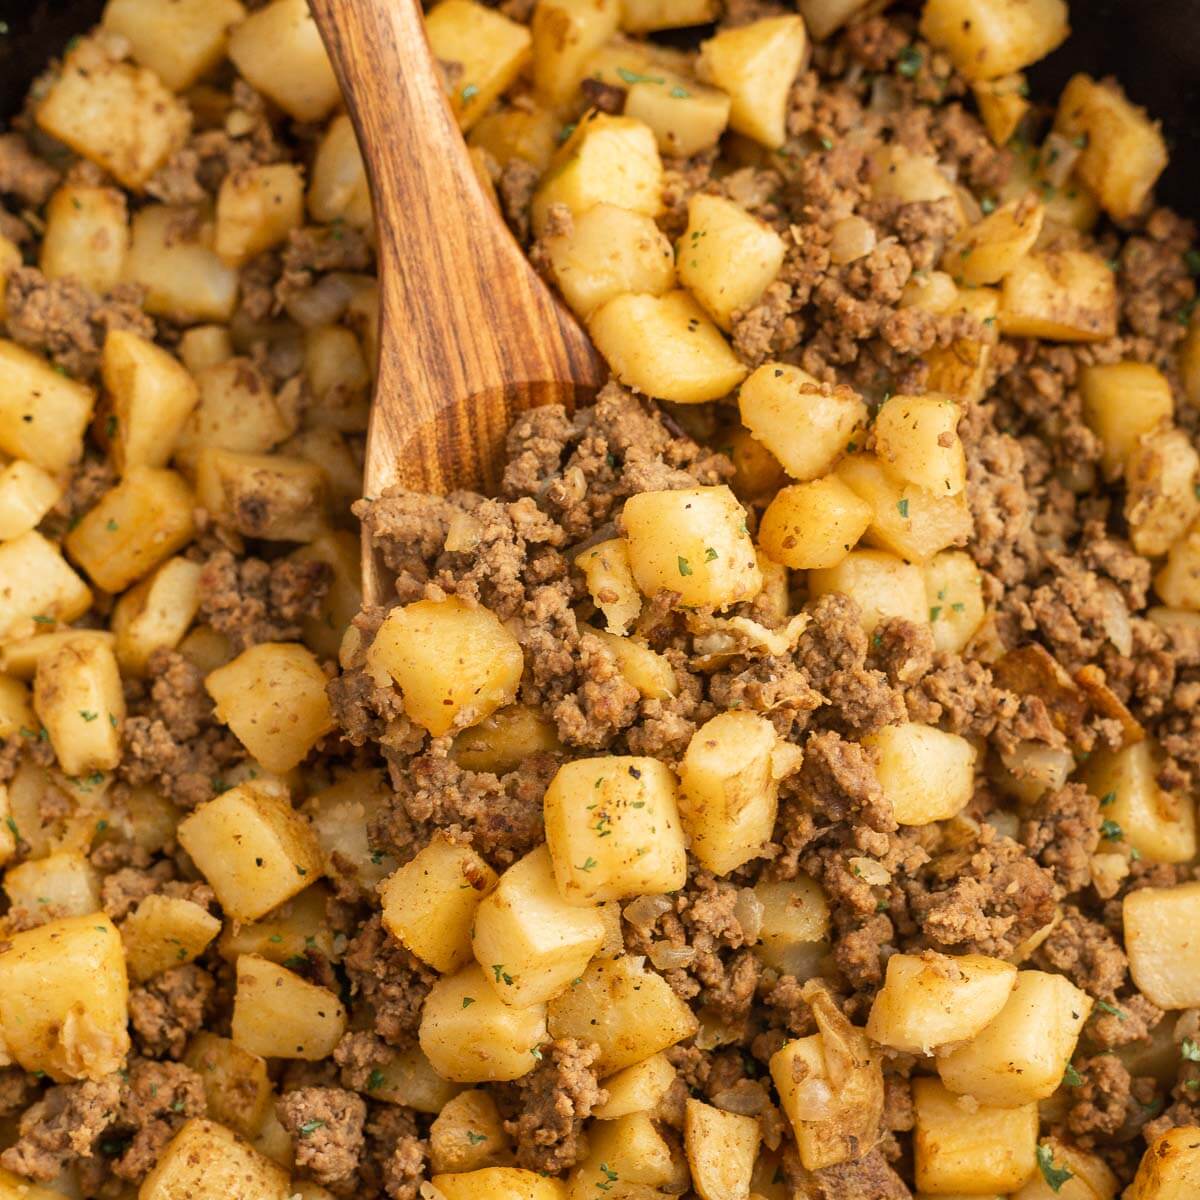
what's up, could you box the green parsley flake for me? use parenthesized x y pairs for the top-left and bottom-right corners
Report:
(1100, 791), (1116, 807)
(704, 547), (719, 562)
(1185, 249), (1200, 275)
(530, 1047), (543, 1060)
(367, 1069), (386, 1090)
(578, 857), (598, 872)
(1181, 1038), (1200, 1062)
(980, 196), (997, 214)
(1095, 999), (1125, 1020)
(491, 964), (515, 986)
(1063, 1063), (1084, 1087)
(461, 83), (479, 101)
(462, 996), (475, 1008)
(616, 67), (664, 86)
(669, 85), (690, 99)
(897, 46), (922, 77)
(1099, 818), (1123, 841)
(677, 556), (692, 576)
(298, 1119), (326, 1137)
(929, 606), (942, 621)
(466, 1130), (488, 1145)
(897, 498), (910, 518)
(79, 710), (98, 722)
(1036, 1144), (1073, 1193)
(596, 1163), (619, 1192)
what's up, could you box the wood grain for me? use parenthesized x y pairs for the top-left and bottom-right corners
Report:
(309, 0), (606, 602)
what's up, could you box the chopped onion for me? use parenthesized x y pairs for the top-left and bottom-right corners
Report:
(444, 511), (483, 554)
(791, 1075), (836, 1119)
(1039, 132), (1082, 189)
(735, 887), (764, 944)
(829, 215), (877, 265)
(283, 272), (357, 328)
(848, 856), (890, 886)
(1095, 580), (1133, 657)
(624, 894), (672, 928)
(649, 942), (695, 971)
(711, 1079), (769, 1115)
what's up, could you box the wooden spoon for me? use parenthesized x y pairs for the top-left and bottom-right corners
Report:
(309, 0), (606, 603)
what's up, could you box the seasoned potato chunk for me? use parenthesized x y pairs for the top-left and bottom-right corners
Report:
(809, 549), (929, 633)
(0, 913), (128, 1081)
(0, 675), (34, 742)
(111, 556), (203, 676)
(232, 955), (346, 1060)
(1126, 1125), (1200, 1200)
(206, 643), (335, 773)
(923, 550), (986, 654)
(873, 394), (966, 496)
(621, 486), (761, 608)
(435, 1168), (566, 1200)
(758, 477), (872, 570)
(870, 144), (965, 224)
(41, 184), (129, 294)
(381, 834), (499, 974)
(863, 723), (977, 826)
(866, 952), (1017, 1054)
(33, 635), (125, 777)
(308, 114), (373, 228)
(0, 534), (89, 640)
(919, 0), (1069, 81)
(1080, 361), (1174, 478)
(4, 851), (100, 925)
(593, 1053), (677, 1119)
(1000, 249), (1117, 341)
(1125, 428), (1200, 558)
(548, 955), (698, 1073)
(754, 874), (830, 975)
(102, 0), (246, 91)
(623, 72), (732, 159)
(366, 597), (524, 737)
(451, 705), (563, 775)
(583, 627), (678, 701)
(121, 894), (221, 983)
(575, 538), (641, 635)
(1013, 1137), (1118, 1200)
(544, 757), (687, 904)
(178, 780), (324, 921)
(0, 461), (61, 542)
(1156, 525), (1200, 612)
(368, 1043), (464, 1114)
(685, 1099), (759, 1200)
(214, 164), (305, 267)
(621, 0), (718, 32)
(183, 1033), (272, 1138)
(941, 195), (1044, 285)
(973, 73), (1031, 146)
(1124, 882), (1200, 1010)
(140, 1118), (290, 1200)
(195, 449), (328, 542)
(0, 340), (94, 474)
(431, 1091), (515, 1172)
(531, 0), (621, 104)
(420, 962), (548, 1082)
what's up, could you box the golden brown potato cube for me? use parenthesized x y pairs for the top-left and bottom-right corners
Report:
(624, 73), (732, 159)
(531, 0), (621, 104)
(215, 164), (305, 267)
(1081, 739), (1196, 864)
(366, 597), (524, 737)
(685, 1099), (759, 1200)
(1016, 1139), (1118, 1200)
(873, 393), (966, 496)
(584, 627), (678, 702)
(754, 874), (829, 976)
(35, 36), (190, 189)
(621, 0), (718, 32)
(33, 635), (124, 777)
(0, 461), (62, 542)
(913, 1077), (1038, 1194)
(183, 1032), (272, 1139)
(111, 556), (203, 676)
(575, 538), (641, 635)
(178, 325), (233, 373)
(102, 0), (246, 90)
(937, 970), (1093, 1106)
(1156, 525), (1200, 612)
(364, 1042), (463, 1114)
(430, 1090), (514, 1173)
(427, 0), (532, 131)
(4, 851), (100, 925)
(869, 145), (966, 225)
(0, 339), (94, 473)
(863, 723), (976, 827)
(1054, 74), (1168, 220)
(698, 16), (807, 148)
(0, 1167), (65, 1198)
(195, 449), (329, 542)
(66, 466), (195, 594)
(0, 913), (128, 1081)
(738, 364), (866, 482)
(40, 184), (128, 293)
(548, 954), (698, 1073)
(808, 549), (929, 633)
(380, 834), (498, 973)
(435, 1168), (566, 1200)
(232, 954), (346, 1060)
(532, 113), (662, 236)
(1123, 882), (1200, 1010)
(0, 630), (114, 683)
(216, 884), (335, 967)
(124, 205), (239, 323)
(589, 290), (747, 404)
(677, 194), (786, 331)
(178, 780), (323, 921)
(1000, 249), (1117, 341)
(1126, 428), (1200, 559)
(972, 73), (1031, 146)
(140, 1118), (291, 1200)
(1080, 361), (1174, 478)
(308, 114), (372, 228)
(942, 195), (1044, 286)
(544, 757), (687, 904)
(470, 106), (560, 174)
(1126, 1125), (1200, 1200)
(622, 486), (761, 609)
(0, 675), (33, 742)
(919, 0), (1068, 81)
(758, 477), (872, 570)
(570, 1111), (675, 1196)
(420, 962), (548, 1083)
(923, 550), (986, 654)
(304, 769), (393, 895)
(542, 204), (675, 322)
(593, 1052), (676, 1119)
(473, 845), (606, 1006)
(120, 895), (219, 985)
(866, 952), (1017, 1054)
(228, 0), (340, 122)
(451, 705), (563, 775)
(304, 325), (371, 430)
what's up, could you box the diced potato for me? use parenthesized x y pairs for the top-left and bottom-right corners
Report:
(0, 913), (128, 1081)
(308, 114), (372, 228)
(873, 394), (966, 496)
(216, 883), (335, 965)
(808, 549), (929, 633)
(575, 538), (641, 635)
(1053, 74), (1168, 220)
(473, 845), (606, 1007)
(835, 454), (973, 563)
(532, 113), (662, 237)
(869, 145), (965, 226)
(548, 955), (698, 1073)
(754, 874), (829, 975)
(1123, 881), (1200, 1010)
(593, 1053), (677, 1119)
(862, 723), (976, 827)
(0, 675), (33, 741)
(184, 1032), (272, 1138)
(304, 325), (371, 431)
(942, 195), (1044, 286)
(451, 705), (563, 775)
(572, 1111), (677, 1198)
(4, 851), (100, 925)
(621, 486), (761, 609)
(121, 894), (221, 983)
(1126, 1125), (1200, 1200)
(380, 834), (498, 974)
(103, 0), (246, 90)
(1080, 740), (1196, 865)
(1013, 1137), (1118, 1200)
(366, 597), (524, 737)
(685, 1099), (759, 1200)
(0, 235), (18, 322)
(363, 1042), (464, 1113)
(4, 760), (112, 861)
(544, 757), (687, 904)
(179, 325), (233, 373)
(1125, 428), (1200, 558)
(925, 288), (1000, 405)
(33, 635), (124, 777)
(0, 533), (93, 642)
(937, 970), (1093, 1106)
(677, 194), (786, 331)
(430, 1090), (514, 1173)
(231, 955), (346, 1060)
(470, 106), (560, 174)
(1000, 249), (1117, 341)
(178, 780), (323, 921)
(0, 461), (62, 542)
(427, 0), (532, 132)
(542, 204), (675, 322)
(1156, 526), (1200, 612)
(227, 0), (341, 122)
(973, 73), (1031, 146)
(420, 962), (548, 1082)
(866, 952), (1017, 1054)
(738, 364), (866, 482)
(140, 1118), (290, 1200)
(215, 164), (305, 267)
(111, 556), (203, 676)
(1079, 361), (1174, 478)
(195, 449), (329, 542)
(593, 301), (740, 417)
(919, 0), (1069, 81)
(678, 712), (793, 874)
(124, 205), (240, 324)
(304, 769), (393, 895)
(624, 73), (732, 159)
(913, 1077), (1038, 1194)
(621, 0), (718, 32)
(66, 466), (195, 593)
(923, 550), (986, 654)
(580, 629), (676, 702)
(40, 184), (129, 293)
(698, 16), (807, 149)
(435, 1168), (566, 1200)
(0, 1168), (69, 1199)
(0, 340), (94, 473)
(35, 36), (191, 189)
(758, 477), (872, 570)
(531, 0), (621, 104)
